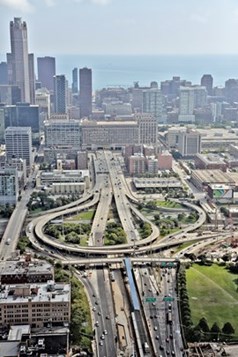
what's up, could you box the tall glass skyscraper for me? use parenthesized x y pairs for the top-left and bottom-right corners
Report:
(54, 75), (66, 114)
(7, 18), (30, 103)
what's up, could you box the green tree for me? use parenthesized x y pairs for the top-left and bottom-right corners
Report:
(197, 317), (210, 333)
(222, 322), (235, 335)
(211, 322), (221, 340)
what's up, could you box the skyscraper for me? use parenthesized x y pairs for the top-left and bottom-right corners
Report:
(7, 18), (30, 103)
(201, 74), (213, 96)
(28, 53), (35, 104)
(79, 67), (92, 118)
(0, 62), (8, 85)
(37, 56), (56, 92)
(72, 67), (78, 94)
(54, 75), (66, 114)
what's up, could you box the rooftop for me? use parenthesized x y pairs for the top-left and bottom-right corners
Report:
(0, 281), (70, 304)
(0, 259), (53, 277)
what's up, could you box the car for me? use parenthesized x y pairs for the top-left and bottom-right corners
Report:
(154, 326), (158, 331)
(160, 345), (164, 350)
(166, 338), (169, 342)
(154, 315), (158, 319)
(152, 302), (156, 306)
(95, 321), (99, 327)
(99, 341), (103, 346)
(104, 330), (108, 335)
(166, 350), (170, 355)
(92, 306), (96, 311)
(170, 334), (173, 339)
(95, 301), (98, 305)
(171, 352), (175, 356)
(106, 315), (109, 319)
(101, 335), (105, 340)
(98, 311), (101, 316)
(156, 335), (159, 340)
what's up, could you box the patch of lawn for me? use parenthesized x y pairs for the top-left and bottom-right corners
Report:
(186, 264), (238, 334)
(156, 200), (183, 209)
(66, 210), (95, 221)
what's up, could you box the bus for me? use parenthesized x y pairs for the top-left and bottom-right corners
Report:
(167, 311), (172, 324)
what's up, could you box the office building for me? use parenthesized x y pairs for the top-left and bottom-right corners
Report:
(201, 74), (213, 96)
(161, 76), (192, 98)
(77, 151), (88, 169)
(5, 126), (32, 167)
(37, 56), (56, 92)
(193, 86), (207, 108)
(44, 119), (81, 149)
(7, 18), (30, 103)
(28, 53), (35, 104)
(0, 281), (71, 328)
(79, 67), (92, 118)
(142, 88), (164, 123)
(137, 113), (157, 145)
(0, 167), (18, 205)
(0, 85), (21, 105)
(177, 129), (201, 157)
(54, 75), (66, 114)
(4, 103), (39, 138)
(0, 62), (8, 84)
(178, 87), (195, 122)
(72, 67), (78, 94)
(81, 119), (138, 149)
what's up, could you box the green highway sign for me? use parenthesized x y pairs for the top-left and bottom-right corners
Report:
(145, 297), (156, 303)
(163, 296), (174, 302)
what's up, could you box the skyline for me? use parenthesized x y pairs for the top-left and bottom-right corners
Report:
(1, 0), (238, 55)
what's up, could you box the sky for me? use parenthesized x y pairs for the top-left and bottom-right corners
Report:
(1, 0), (238, 55)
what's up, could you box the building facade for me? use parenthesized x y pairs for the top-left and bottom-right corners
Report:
(79, 67), (92, 118)
(0, 281), (70, 328)
(44, 119), (81, 149)
(37, 56), (56, 92)
(0, 167), (18, 205)
(54, 75), (66, 114)
(5, 126), (32, 167)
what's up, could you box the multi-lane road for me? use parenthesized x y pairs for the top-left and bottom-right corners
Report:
(1, 150), (218, 357)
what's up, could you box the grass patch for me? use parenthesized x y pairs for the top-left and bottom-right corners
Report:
(186, 263), (238, 334)
(173, 239), (200, 253)
(66, 210), (95, 221)
(156, 200), (183, 209)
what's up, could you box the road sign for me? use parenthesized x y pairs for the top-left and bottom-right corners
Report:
(163, 296), (174, 302)
(145, 297), (156, 303)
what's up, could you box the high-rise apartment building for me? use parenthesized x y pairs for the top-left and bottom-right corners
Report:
(178, 87), (195, 122)
(54, 75), (66, 114)
(193, 86), (207, 108)
(0, 167), (19, 205)
(201, 74), (213, 96)
(7, 18), (30, 103)
(177, 129), (201, 157)
(5, 126), (32, 167)
(72, 67), (78, 94)
(142, 88), (164, 123)
(79, 67), (92, 118)
(37, 56), (56, 92)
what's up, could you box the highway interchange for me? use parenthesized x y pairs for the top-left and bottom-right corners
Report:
(0, 150), (226, 357)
